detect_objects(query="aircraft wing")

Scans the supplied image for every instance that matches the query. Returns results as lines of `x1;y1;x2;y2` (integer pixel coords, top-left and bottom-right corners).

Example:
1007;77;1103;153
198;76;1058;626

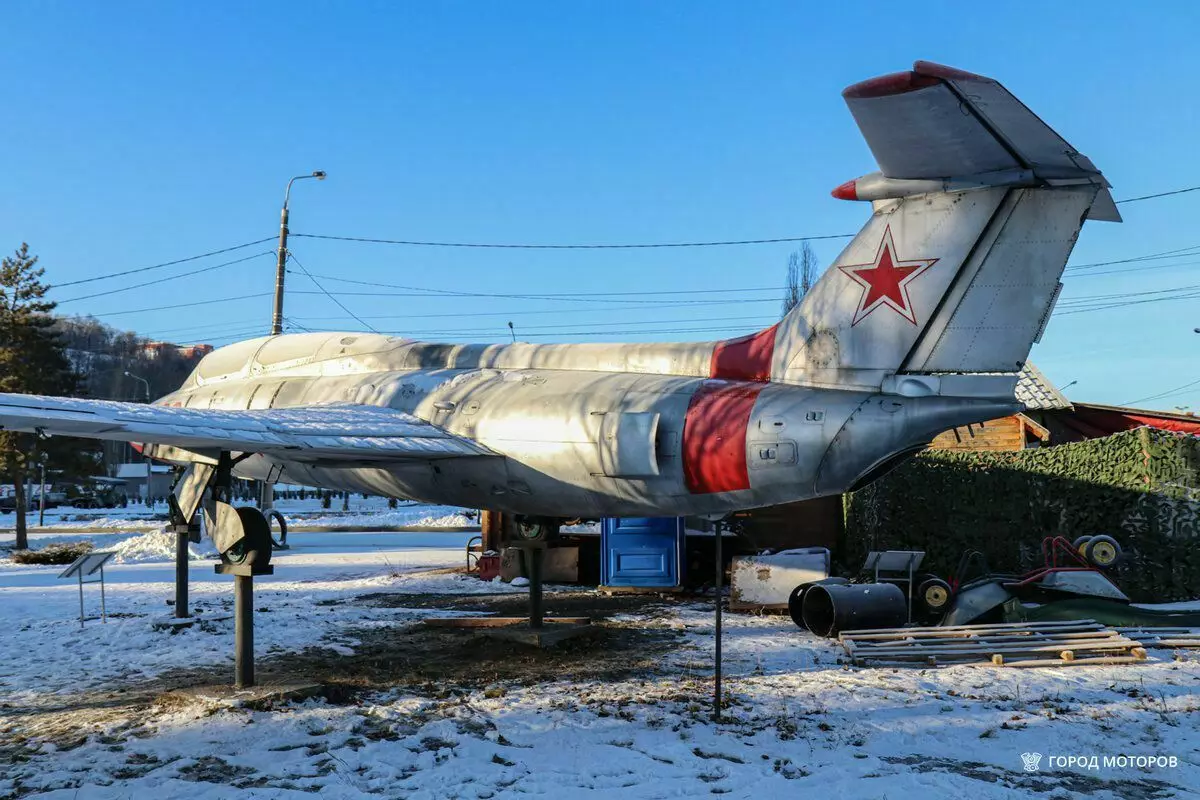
0;393;493;462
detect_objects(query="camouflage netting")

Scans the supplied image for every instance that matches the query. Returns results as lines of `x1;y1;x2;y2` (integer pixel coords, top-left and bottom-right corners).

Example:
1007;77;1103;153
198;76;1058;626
843;428;1200;602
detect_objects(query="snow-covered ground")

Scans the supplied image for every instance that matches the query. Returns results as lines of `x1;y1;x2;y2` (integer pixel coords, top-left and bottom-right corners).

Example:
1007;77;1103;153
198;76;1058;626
0;498;477;537
1;527;1198;798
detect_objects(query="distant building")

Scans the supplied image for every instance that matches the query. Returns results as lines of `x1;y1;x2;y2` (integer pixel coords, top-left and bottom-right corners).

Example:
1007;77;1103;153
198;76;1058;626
931;363;1200;452
139;341;214;360
115;462;174;500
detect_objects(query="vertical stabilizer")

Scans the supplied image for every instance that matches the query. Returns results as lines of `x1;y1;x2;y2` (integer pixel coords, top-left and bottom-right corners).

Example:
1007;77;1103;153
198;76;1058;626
768;61;1116;393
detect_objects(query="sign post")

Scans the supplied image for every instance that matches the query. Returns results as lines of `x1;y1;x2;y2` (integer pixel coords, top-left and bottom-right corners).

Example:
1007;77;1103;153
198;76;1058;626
58;551;117;627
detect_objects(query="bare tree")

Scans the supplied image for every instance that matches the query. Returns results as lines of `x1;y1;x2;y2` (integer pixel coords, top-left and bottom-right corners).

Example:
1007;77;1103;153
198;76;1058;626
782;241;819;316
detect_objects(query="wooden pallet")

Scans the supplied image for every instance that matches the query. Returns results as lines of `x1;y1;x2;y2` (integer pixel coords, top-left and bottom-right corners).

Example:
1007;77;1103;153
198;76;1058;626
839;620;1147;668
1114;627;1200;649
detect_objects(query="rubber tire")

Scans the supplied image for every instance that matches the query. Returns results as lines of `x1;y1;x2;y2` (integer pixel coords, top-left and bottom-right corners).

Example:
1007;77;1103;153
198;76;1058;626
1083;535;1122;570
917;578;953;612
1072;535;1094;555
514;518;557;544
221;507;274;568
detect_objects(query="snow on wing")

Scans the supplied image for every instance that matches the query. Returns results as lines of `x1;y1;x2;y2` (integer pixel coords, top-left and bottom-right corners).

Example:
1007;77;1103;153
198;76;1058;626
0;393;492;460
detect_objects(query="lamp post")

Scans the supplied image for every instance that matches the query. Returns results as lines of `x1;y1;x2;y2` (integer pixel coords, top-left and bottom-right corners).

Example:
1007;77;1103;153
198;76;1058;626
124;371;150;402
124;371;151;503
271;171;326;336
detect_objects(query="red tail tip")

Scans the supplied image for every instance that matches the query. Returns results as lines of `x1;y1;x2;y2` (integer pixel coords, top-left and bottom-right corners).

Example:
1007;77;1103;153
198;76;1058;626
831;179;858;201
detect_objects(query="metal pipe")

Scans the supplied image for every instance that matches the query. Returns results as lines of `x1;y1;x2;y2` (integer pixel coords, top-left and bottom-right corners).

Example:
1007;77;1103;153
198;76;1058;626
802;582;907;638
235;575;254;688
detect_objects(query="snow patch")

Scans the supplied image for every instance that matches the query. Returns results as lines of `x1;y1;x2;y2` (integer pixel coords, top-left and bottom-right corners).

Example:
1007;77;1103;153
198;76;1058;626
110;529;218;563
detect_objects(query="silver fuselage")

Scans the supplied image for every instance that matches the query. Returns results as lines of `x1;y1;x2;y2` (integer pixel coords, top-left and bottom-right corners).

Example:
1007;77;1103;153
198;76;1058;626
149;333;1015;517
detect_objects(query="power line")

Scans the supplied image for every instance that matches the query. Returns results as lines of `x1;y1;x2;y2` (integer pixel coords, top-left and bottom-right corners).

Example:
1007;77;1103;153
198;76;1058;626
53;238;276;288
1065;244;1200;271
286;252;378;333
1069;259;1200;278
295;314;776;338
1057;283;1200;305
1122;377;1200;407
290;289;782;307
298;272;783;299
84;292;273;318
291;232;856;249
56;251;275;305
1115;185;1200;204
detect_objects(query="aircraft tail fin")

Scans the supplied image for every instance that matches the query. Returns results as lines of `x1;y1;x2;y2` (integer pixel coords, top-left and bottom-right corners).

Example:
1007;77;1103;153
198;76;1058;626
761;61;1117;396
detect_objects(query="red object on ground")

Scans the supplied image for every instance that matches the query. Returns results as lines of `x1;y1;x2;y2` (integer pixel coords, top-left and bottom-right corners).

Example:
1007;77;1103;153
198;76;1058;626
478;554;501;581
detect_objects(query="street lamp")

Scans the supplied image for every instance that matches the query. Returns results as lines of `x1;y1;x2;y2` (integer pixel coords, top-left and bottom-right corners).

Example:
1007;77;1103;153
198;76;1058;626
271;171;327;336
124;371;151;502
123;371;150;402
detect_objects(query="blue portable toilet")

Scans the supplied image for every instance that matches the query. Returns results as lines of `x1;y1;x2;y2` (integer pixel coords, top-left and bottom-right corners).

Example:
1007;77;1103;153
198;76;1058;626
600;517;685;588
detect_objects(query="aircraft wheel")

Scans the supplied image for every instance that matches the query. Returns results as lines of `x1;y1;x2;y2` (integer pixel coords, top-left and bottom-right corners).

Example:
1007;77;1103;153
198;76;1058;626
1071;535;1094;555
513;517;559;544
917;578;953;613
220;507;274;568
1083;535;1122;570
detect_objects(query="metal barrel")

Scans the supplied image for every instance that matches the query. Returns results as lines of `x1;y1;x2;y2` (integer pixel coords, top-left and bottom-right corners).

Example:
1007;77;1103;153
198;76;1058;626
801;582;907;638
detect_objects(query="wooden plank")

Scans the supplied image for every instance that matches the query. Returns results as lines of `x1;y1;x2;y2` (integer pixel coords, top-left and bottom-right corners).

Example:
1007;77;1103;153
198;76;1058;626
840;619;1099;638
848;638;1139;660
966;655;1143;668
845;630;1119;647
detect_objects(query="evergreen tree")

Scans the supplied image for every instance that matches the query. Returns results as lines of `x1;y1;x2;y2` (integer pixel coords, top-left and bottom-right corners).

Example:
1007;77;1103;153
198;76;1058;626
0;244;81;549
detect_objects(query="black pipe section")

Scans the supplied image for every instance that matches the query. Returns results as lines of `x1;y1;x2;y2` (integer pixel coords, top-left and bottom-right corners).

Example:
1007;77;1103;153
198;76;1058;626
802;582;907;638
787;577;850;630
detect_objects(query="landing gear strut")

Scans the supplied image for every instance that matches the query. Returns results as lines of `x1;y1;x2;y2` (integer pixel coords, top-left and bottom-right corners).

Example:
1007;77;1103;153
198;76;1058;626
206;452;274;688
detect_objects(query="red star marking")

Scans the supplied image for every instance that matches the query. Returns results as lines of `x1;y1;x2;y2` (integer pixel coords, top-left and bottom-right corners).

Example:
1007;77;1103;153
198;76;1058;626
838;225;938;326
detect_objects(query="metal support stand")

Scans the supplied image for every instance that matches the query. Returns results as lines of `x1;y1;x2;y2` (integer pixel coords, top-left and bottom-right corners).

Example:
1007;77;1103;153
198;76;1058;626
527;547;544;629
713;519;723;723
174;528;189;618
428;524;590;648
208;450;275;688
75;566;109;628
235;575;253;688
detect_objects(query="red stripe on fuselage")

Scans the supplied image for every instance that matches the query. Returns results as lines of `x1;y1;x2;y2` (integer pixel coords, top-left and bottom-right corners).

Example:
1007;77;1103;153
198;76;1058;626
709;323;779;382
682;381;765;494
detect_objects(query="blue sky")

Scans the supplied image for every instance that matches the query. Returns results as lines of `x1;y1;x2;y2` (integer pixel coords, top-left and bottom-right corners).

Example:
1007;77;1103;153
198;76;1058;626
1;3;1197;410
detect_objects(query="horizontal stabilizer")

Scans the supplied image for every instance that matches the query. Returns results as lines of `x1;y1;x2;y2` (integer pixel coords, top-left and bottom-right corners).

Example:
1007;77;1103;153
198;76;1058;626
842;60;1119;221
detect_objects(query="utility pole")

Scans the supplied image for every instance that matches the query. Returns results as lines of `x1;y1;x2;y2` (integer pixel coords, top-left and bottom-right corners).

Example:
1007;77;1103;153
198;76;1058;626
263;171;325;514
271;171;326;336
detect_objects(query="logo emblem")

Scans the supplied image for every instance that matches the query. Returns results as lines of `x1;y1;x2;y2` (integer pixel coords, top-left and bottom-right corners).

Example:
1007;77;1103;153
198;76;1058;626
1021;752;1043;772
839;225;937;326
